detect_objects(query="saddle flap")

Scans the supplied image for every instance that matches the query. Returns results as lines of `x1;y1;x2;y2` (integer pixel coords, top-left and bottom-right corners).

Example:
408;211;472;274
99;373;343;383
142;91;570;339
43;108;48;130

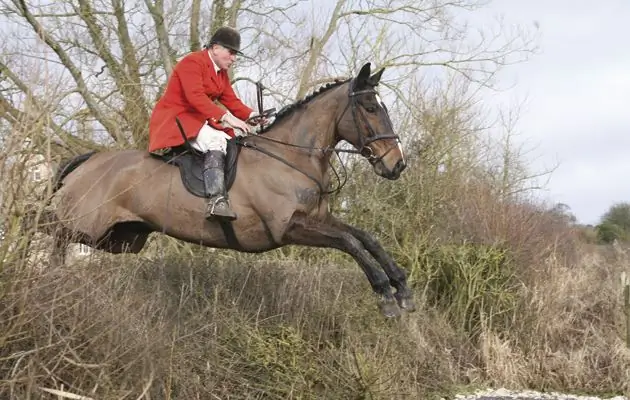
150;139;241;198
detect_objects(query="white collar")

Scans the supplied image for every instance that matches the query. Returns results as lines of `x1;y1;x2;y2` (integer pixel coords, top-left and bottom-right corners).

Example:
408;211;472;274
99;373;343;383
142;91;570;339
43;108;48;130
207;50;221;73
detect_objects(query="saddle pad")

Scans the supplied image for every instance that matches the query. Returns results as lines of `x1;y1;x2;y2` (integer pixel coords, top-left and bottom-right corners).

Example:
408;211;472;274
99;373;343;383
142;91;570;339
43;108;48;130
150;139;241;198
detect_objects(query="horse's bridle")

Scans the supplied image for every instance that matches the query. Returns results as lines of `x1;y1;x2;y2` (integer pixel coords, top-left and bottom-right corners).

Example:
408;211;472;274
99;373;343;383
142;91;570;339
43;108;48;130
237;79;401;194
342;81;401;165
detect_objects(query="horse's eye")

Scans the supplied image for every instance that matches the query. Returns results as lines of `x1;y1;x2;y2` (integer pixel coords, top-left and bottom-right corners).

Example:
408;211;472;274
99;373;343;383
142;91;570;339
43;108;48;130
365;106;376;113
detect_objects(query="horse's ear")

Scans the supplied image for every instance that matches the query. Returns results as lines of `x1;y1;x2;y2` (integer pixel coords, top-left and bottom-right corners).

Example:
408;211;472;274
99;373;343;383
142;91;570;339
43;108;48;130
353;62;372;90
367;68;385;86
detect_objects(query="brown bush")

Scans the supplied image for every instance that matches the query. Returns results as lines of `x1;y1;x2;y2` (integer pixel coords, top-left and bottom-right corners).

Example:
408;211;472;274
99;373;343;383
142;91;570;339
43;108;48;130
0;240;628;399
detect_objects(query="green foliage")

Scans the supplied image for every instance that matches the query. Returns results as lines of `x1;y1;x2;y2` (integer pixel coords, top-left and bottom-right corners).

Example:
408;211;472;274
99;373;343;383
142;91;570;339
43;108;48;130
413;243;518;335
598;202;630;243
595;221;627;244
602;202;630;230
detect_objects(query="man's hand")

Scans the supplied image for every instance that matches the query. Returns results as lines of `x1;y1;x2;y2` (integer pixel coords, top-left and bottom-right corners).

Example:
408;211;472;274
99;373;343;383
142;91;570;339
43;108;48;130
221;112;252;136
247;112;268;127
247;109;275;127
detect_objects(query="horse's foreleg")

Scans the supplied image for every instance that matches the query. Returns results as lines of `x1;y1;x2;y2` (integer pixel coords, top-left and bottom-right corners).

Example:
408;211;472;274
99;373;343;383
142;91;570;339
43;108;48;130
283;213;400;318
331;218;416;312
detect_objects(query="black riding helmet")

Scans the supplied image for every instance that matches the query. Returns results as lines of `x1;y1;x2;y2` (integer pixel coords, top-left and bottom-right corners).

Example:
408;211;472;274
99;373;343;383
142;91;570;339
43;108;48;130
205;26;243;56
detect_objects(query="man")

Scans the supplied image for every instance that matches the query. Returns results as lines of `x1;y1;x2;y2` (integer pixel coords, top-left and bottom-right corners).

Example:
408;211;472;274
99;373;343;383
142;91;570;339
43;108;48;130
148;26;261;221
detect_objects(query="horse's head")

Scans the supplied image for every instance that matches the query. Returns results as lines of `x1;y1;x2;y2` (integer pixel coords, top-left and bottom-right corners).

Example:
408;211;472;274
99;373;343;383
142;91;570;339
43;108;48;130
336;62;406;180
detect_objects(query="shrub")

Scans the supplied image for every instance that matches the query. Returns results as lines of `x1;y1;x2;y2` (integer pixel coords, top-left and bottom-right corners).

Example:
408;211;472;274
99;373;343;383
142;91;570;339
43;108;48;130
596;221;627;244
413;243;518;336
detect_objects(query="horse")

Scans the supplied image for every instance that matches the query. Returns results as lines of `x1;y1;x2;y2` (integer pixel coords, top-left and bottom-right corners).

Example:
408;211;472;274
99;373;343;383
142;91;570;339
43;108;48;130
32;62;416;318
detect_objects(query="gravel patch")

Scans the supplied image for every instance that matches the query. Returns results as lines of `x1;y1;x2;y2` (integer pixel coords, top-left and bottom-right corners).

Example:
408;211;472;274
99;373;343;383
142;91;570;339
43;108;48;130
448;388;628;400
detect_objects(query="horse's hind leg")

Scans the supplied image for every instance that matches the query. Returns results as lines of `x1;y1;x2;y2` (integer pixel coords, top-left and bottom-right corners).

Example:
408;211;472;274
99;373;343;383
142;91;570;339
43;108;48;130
283;213;400;318
331;217;416;312
51;236;67;267
19;207;38;259
20;207;56;262
49;224;72;267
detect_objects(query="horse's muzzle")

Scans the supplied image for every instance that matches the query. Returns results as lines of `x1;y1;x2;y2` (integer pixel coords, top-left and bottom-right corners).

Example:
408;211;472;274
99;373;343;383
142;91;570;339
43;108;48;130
374;158;406;180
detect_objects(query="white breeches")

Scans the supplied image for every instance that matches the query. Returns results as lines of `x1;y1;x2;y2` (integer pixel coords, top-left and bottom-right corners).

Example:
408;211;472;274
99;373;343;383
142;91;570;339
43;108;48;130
190;122;231;154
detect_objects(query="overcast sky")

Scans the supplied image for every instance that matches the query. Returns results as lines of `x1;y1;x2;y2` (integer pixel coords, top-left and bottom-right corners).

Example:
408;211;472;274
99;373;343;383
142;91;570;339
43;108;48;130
472;0;630;225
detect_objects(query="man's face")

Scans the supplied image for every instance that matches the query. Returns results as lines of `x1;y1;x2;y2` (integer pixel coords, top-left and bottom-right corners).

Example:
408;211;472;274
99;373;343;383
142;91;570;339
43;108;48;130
210;45;237;70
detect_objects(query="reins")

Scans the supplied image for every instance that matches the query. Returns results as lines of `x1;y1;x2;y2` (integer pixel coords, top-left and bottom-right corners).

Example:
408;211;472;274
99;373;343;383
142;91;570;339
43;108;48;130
236;134;352;196
236;79;400;195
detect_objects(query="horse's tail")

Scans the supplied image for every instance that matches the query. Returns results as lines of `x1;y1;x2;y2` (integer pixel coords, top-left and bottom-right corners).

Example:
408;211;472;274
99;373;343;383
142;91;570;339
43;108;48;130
12;150;99;259
21;151;98;237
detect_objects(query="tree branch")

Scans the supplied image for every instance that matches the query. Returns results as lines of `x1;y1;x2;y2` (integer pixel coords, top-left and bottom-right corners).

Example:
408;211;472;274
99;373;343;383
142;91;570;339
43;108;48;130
296;0;348;98
189;0;201;51
0;92;98;157
144;0;175;75
111;0;151;147
13;0;124;144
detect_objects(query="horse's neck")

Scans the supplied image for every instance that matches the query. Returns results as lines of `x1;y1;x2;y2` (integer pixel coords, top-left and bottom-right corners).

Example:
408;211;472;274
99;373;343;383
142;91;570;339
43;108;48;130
249;105;337;188
266;101;339;151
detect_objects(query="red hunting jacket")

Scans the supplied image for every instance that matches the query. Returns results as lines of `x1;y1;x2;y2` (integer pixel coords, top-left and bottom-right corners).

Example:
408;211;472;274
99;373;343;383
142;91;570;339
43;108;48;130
148;50;253;152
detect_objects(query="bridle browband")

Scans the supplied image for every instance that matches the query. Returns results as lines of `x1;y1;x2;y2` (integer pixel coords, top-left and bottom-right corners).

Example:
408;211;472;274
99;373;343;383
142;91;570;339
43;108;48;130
236;78;401;195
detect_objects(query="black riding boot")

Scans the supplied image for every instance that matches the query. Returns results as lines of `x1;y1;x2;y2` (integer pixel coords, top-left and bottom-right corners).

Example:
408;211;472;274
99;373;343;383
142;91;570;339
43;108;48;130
202;150;237;221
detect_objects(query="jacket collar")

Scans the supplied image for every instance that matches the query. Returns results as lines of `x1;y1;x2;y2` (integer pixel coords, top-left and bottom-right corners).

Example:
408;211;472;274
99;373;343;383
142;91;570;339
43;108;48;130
204;50;221;73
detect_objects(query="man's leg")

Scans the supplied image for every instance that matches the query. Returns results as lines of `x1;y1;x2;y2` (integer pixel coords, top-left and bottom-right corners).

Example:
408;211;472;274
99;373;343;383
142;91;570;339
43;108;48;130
190;123;237;221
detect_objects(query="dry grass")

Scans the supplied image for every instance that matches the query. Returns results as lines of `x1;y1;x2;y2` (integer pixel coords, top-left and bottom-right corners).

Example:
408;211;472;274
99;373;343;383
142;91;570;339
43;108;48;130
0;237;629;399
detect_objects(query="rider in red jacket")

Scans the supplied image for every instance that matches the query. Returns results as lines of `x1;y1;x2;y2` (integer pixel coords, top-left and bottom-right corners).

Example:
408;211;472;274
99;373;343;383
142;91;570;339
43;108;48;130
149;26;258;221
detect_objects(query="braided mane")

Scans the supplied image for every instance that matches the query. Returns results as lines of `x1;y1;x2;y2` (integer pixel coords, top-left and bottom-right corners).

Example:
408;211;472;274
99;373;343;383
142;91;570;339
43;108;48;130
261;78;351;132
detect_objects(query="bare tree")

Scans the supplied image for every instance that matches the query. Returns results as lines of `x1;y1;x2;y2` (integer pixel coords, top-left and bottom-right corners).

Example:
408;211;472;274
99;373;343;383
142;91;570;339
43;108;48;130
0;0;537;157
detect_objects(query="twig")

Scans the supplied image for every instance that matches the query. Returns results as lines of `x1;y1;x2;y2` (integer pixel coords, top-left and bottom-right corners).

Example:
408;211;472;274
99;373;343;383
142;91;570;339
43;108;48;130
39;387;95;400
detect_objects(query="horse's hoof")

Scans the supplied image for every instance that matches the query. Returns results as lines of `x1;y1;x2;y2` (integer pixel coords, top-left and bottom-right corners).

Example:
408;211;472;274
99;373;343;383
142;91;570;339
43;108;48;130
378;297;401;318
394;292;417;312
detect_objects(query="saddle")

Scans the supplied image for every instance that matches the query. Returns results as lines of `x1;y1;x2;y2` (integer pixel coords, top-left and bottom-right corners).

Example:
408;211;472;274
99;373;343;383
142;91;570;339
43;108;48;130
150;138;242;197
